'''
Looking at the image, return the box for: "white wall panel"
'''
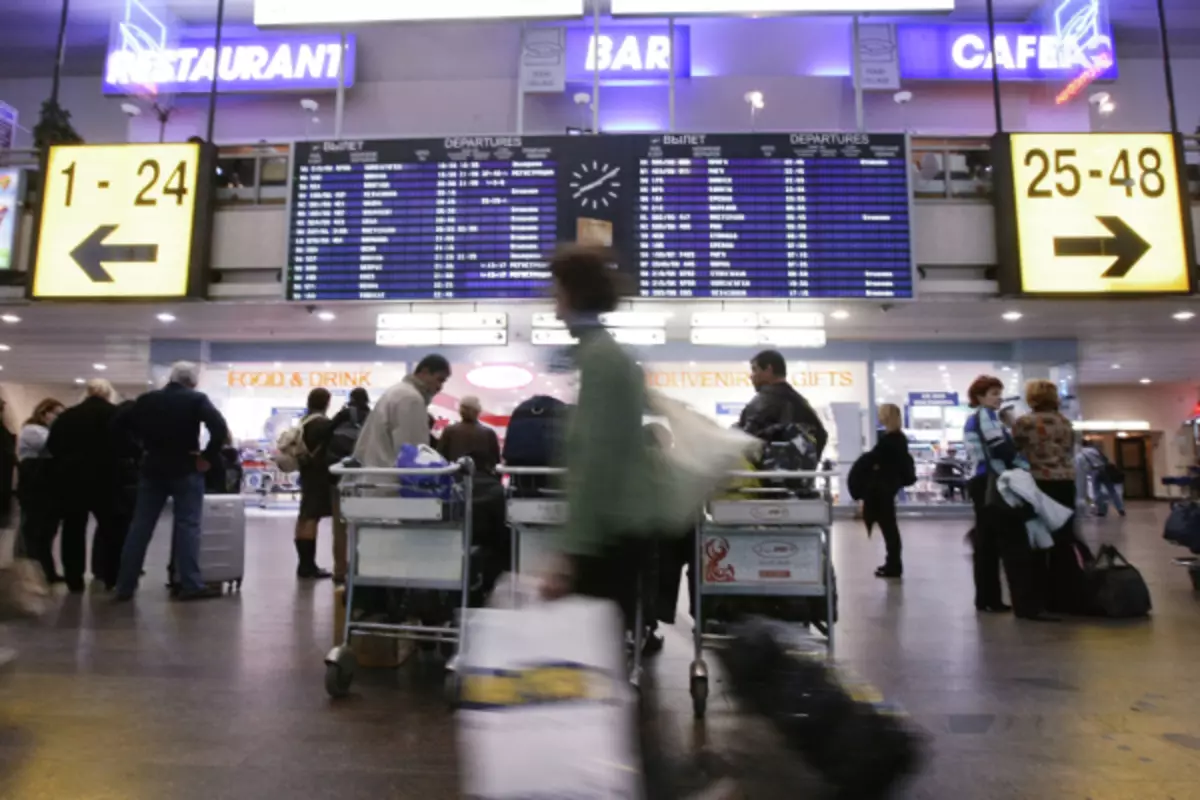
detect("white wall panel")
[913,202,997,266]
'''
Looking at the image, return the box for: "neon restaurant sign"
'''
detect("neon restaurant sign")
[103,32,357,95]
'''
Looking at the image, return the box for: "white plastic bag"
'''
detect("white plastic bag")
[647,391,761,526]
[457,596,641,799]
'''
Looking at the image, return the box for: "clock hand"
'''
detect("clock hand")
[572,167,622,199]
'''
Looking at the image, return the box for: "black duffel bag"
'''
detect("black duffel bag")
[719,619,924,798]
[1086,545,1152,618]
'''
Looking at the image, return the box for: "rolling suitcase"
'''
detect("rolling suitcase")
[170,495,246,593]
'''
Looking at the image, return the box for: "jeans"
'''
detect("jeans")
[1092,476,1126,516]
[117,472,205,596]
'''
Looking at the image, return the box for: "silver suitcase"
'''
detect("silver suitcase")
[171,495,246,592]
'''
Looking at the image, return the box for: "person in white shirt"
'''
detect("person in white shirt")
[352,355,451,468]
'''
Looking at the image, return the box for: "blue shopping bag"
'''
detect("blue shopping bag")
[396,444,456,500]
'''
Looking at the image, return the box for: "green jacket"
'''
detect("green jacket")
[561,328,660,555]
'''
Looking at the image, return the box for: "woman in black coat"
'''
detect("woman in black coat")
[865,403,912,579]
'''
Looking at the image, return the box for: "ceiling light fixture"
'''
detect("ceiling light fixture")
[0,314,20,324]
[1173,311,1196,321]
[93,363,107,371]
[317,311,337,322]
[1111,363,1121,370]
[156,312,177,323]
[1139,378,1152,384]
[0,345,10,352]
[830,309,850,321]
[1001,311,1023,322]
[74,378,85,385]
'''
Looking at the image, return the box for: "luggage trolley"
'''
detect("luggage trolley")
[500,466,648,689]
[324,459,475,700]
[690,469,837,718]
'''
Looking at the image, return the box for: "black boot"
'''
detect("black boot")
[295,539,332,580]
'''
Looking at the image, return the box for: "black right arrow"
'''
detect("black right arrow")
[69,224,159,283]
[1053,216,1151,279]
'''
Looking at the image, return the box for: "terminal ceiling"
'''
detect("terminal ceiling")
[4,0,1200,78]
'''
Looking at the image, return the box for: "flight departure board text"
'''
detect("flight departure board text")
[636,133,912,299]
[284,133,913,301]
[288,136,633,300]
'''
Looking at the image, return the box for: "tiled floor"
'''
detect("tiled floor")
[0,503,1198,799]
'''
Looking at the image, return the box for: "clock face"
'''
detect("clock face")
[570,160,622,211]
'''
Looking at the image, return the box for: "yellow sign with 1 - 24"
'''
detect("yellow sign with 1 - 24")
[1005,132,1193,295]
[32,143,207,299]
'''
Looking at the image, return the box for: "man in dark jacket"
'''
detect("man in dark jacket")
[46,380,120,592]
[738,349,829,462]
[114,362,229,602]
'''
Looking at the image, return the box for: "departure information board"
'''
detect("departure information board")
[285,133,913,301]
[636,133,912,299]
[287,136,633,301]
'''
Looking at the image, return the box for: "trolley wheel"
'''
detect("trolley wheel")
[324,646,356,699]
[690,675,709,719]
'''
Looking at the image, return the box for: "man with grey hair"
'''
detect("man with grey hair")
[437,395,500,475]
[114,361,229,602]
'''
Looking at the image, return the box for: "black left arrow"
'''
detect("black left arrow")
[1053,216,1150,279]
[69,224,159,283]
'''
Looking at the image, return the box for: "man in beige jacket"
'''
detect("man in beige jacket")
[352,355,450,468]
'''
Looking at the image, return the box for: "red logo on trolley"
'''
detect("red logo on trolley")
[704,537,735,583]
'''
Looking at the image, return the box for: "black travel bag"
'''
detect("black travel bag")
[1086,545,1152,618]
[719,619,924,799]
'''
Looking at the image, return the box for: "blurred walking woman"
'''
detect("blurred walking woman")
[18,399,65,581]
[544,246,669,796]
[963,375,1017,614]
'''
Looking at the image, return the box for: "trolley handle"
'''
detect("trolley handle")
[497,466,566,476]
[330,458,473,478]
[729,470,839,479]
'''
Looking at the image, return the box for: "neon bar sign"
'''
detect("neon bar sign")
[103,33,357,95]
[565,27,690,83]
[896,22,1116,82]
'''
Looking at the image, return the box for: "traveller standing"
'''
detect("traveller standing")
[1081,440,1126,517]
[865,403,910,579]
[353,355,451,468]
[17,398,65,581]
[438,396,501,475]
[439,395,505,598]
[114,362,229,602]
[1013,380,1080,614]
[0,397,15,533]
[294,388,335,580]
[737,349,829,464]
[326,387,370,584]
[46,380,120,593]
[963,375,1017,615]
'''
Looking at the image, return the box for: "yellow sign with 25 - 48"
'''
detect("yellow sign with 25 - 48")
[1009,133,1192,295]
[32,143,203,299]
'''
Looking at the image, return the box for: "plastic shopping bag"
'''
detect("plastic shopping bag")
[395,443,456,500]
[647,391,761,526]
[457,596,641,799]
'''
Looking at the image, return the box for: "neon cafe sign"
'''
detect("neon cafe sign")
[103,30,357,95]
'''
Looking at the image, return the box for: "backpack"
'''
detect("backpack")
[1086,545,1152,618]
[503,395,567,498]
[503,395,566,466]
[327,406,364,462]
[274,415,317,473]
